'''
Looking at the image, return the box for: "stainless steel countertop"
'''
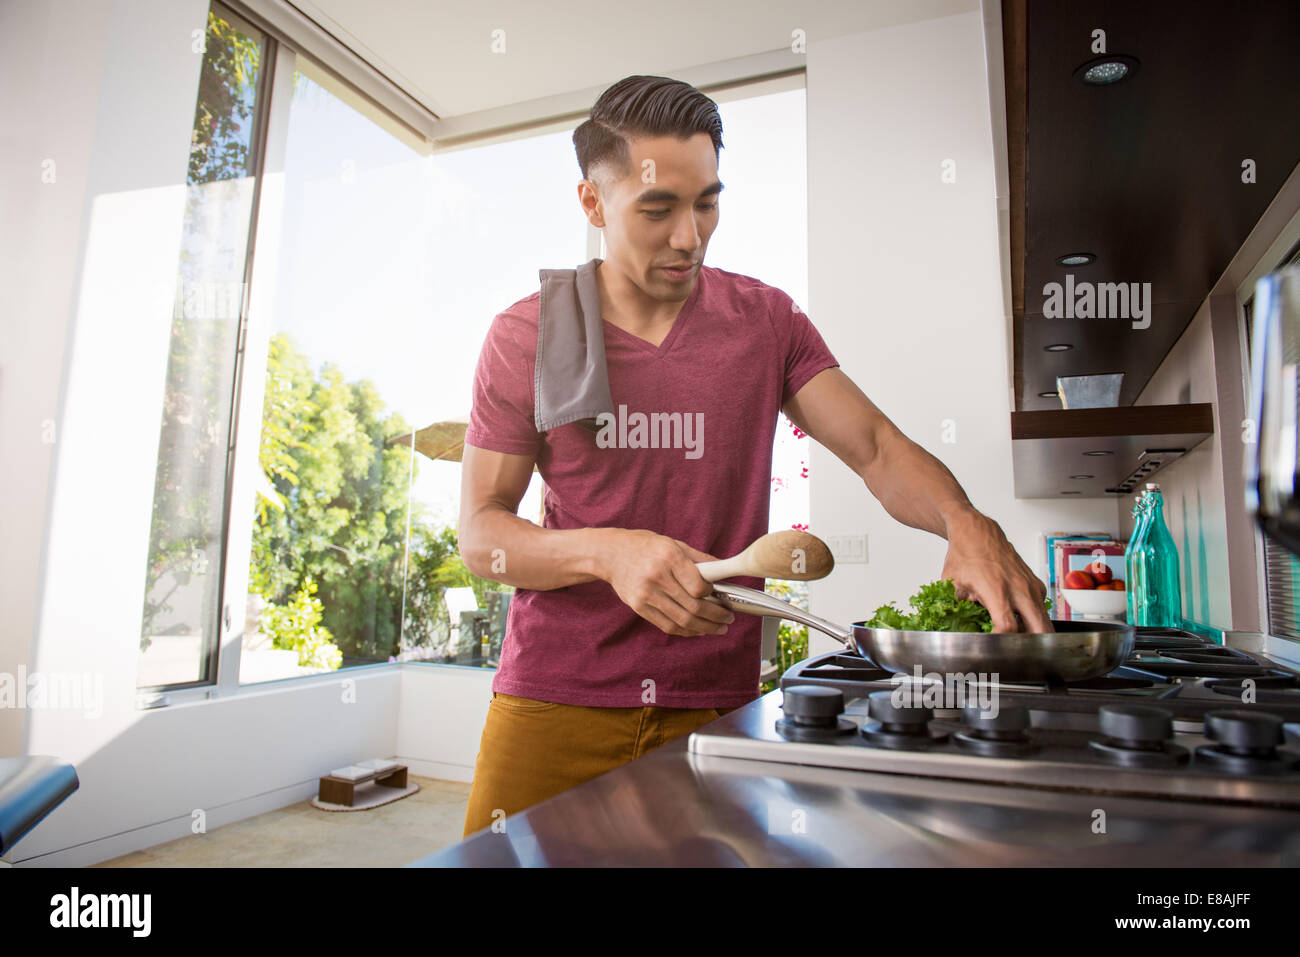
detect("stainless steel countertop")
[408,691,1300,867]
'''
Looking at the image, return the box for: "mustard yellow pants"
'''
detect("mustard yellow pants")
[463,691,739,837]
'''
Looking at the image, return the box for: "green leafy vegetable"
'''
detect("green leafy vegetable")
[866,579,1053,633]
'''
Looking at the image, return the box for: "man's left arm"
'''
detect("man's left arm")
[782,367,1053,632]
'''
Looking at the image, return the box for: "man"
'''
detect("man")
[458,75,1049,837]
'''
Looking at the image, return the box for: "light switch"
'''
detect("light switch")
[827,534,868,564]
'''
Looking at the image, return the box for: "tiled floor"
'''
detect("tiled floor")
[92,775,471,867]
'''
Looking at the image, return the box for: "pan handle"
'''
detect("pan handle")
[709,582,855,646]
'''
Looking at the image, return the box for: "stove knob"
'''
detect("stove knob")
[1204,710,1284,756]
[961,704,1030,737]
[1285,722,1300,751]
[781,686,845,727]
[868,689,932,730]
[1099,705,1174,748]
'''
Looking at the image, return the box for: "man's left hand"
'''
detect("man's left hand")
[940,508,1053,633]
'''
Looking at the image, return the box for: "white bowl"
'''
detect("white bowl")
[1062,587,1127,617]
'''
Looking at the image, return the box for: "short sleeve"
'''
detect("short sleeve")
[464,313,543,456]
[771,289,839,404]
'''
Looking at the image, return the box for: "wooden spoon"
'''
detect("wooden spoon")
[695,530,834,583]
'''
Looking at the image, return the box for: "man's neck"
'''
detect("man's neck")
[596,259,690,345]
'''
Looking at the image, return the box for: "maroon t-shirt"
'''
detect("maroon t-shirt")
[464,264,839,707]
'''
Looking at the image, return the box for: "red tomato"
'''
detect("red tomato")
[1086,560,1114,584]
[1064,570,1097,589]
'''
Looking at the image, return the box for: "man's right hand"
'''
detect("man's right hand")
[594,529,737,636]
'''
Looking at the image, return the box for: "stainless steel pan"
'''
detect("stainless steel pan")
[710,582,1135,684]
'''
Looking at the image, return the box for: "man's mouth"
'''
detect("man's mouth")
[658,263,697,280]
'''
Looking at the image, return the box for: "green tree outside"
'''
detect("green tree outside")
[251,331,507,666]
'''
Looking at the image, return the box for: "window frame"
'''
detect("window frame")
[223,0,438,151]
[137,1,279,703]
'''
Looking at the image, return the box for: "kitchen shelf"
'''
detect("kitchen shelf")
[1010,403,1214,499]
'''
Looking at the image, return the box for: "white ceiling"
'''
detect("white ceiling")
[294,0,977,119]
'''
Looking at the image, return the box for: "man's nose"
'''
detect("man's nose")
[670,209,702,250]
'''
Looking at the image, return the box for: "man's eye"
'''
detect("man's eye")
[643,204,718,217]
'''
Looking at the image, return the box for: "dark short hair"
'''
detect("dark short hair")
[573,75,724,189]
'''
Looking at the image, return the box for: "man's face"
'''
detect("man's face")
[580,132,722,301]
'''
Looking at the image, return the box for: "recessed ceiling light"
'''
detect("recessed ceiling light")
[1056,253,1096,267]
[1073,54,1140,86]
[1070,474,1094,480]
[1038,390,1058,398]
[1044,343,1073,352]
[1084,450,1114,456]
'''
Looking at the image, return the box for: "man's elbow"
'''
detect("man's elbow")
[458,504,508,581]
[459,541,484,579]
[457,507,487,579]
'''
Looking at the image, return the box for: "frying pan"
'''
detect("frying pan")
[709,582,1135,684]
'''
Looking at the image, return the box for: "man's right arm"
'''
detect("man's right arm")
[457,443,734,636]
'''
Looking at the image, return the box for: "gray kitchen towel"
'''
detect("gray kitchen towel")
[534,257,614,433]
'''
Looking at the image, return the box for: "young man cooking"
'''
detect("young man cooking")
[458,75,1051,837]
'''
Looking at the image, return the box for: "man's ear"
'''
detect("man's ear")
[578,178,607,229]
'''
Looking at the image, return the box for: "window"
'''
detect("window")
[137,5,268,688]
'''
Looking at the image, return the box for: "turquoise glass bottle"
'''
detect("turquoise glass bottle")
[1123,493,1150,624]
[1132,483,1183,628]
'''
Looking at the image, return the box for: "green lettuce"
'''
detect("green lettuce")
[866,578,1052,633]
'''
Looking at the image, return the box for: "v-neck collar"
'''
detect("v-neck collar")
[599,263,704,359]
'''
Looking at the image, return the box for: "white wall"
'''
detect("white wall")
[14,660,492,865]
[802,7,1116,647]
[395,666,495,781]
[0,0,113,758]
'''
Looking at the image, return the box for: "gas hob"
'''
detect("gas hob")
[687,627,1300,808]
